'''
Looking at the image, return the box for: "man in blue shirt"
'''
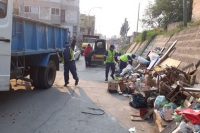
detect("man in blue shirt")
[63,37,79,86]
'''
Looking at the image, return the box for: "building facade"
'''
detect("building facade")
[61,0,80,36]
[14,0,80,37]
[80,14,95,36]
[192,0,200,22]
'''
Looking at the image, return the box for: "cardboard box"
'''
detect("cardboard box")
[119,81,126,92]
[108,81,118,93]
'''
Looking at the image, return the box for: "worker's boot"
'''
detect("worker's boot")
[105,78,108,81]
[110,74,115,80]
[75,79,79,86]
[64,82,69,87]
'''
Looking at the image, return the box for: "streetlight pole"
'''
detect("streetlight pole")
[136,2,140,32]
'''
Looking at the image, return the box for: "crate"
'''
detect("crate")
[108,81,118,93]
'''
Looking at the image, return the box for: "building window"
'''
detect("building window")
[24,6,31,13]
[73,26,77,33]
[61,9,65,23]
[31,6,39,14]
[80,28,85,32]
[51,8,59,15]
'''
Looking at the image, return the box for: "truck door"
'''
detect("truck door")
[0,0,13,91]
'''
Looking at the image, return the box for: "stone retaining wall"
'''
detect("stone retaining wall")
[192,0,200,22]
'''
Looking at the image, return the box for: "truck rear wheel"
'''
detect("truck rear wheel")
[39,61,56,89]
[30,67,40,88]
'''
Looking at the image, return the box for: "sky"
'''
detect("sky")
[80,0,154,38]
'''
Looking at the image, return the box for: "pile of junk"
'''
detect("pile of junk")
[107,40,200,133]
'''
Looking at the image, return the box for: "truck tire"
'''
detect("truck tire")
[30,67,40,88]
[39,61,56,89]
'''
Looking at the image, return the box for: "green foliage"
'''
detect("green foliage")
[141,31,147,42]
[120,18,130,37]
[188,20,200,27]
[142,0,193,29]
[134,29,162,43]
[135,33,142,43]
[146,30,158,40]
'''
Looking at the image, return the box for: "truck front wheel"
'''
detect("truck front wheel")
[39,61,57,89]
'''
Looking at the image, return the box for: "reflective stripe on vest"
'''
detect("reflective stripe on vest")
[70,48,75,61]
[120,53,131,62]
[106,50,116,63]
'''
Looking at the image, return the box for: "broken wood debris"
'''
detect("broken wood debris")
[106,40,200,132]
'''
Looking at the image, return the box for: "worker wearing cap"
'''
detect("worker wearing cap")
[104,45,118,81]
[63,36,79,86]
[119,53,136,72]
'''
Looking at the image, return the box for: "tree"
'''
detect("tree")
[142,0,193,29]
[120,18,130,38]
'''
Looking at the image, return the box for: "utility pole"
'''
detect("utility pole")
[136,2,140,32]
[183,0,187,27]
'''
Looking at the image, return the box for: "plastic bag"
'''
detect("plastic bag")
[172,121,193,133]
[129,93,147,108]
[163,103,177,111]
[154,96,168,109]
[120,64,133,76]
[176,109,200,124]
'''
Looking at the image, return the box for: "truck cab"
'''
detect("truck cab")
[81,35,99,55]
[0,0,70,91]
[0,0,13,90]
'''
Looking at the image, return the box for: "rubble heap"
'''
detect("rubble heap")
[107,40,200,133]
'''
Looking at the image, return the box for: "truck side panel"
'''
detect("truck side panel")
[25,53,59,69]
[11,16,69,56]
[10,16,70,90]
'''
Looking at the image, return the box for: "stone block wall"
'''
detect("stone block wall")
[163,26,200,83]
[192,0,200,22]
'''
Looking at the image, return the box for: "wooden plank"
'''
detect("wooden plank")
[131,43,141,54]
[184,87,200,92]
[147,58,160,70]
[154,110,168,132]
[160,58,181,68]
[126,43,137,53]
[161,121,177,133]
[155,40,177,66]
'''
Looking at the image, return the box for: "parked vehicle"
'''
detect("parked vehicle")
[91,39,107,65]
[0,0,70,91]
[74,46,81,61]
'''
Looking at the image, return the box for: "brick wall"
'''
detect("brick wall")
[192,0,200,21]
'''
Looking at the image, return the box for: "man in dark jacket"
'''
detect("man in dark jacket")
[63,37,79,86]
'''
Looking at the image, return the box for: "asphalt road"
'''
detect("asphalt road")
[0,57,127,133]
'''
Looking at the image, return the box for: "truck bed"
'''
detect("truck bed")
[11,15,69,56]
